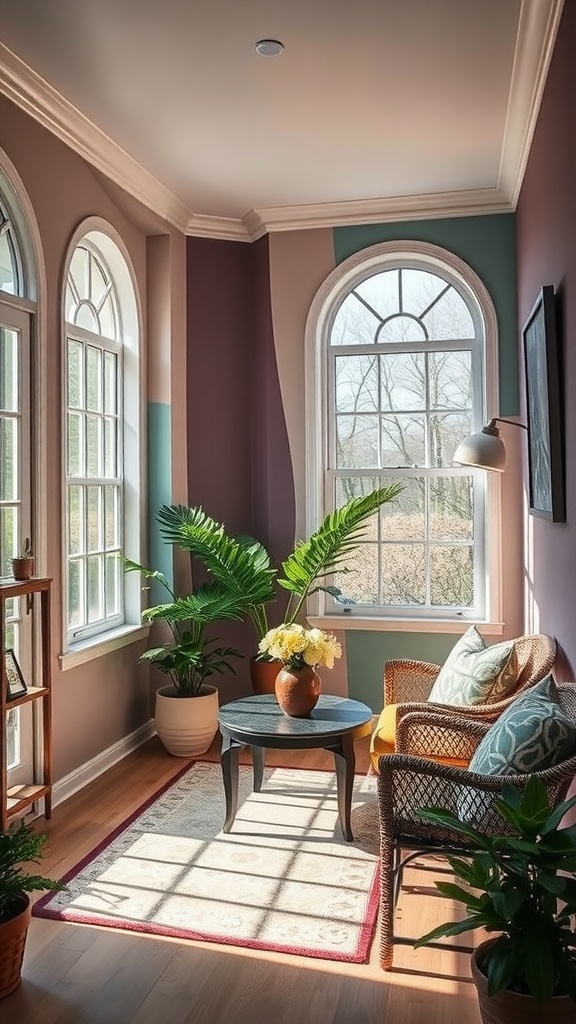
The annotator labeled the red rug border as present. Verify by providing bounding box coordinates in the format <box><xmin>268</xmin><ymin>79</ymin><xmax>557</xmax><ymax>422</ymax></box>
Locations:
<box><xmin>32</xmin><ymin>760</ymin><xmax>380</xmax><ymax>963</ymax></box>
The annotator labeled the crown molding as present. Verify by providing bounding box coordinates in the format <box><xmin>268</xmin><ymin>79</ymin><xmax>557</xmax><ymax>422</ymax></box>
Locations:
<box><xmin>0</xmin><ymin>41</ymin><xmax>193</xmax><ymax>233</ymax></box>
<box><xmin>245</xmin><ymin>187</ymin><xmax>513</xmax><ymax>240</ymax></box>
<box><xmin>499</xmin><ymin>0</ymin><xmax>564</xmax><ymax>205</ymax></box>
<box><xmin>185</xmin><ymin>213</ymin><xmax>251</xmax><ymax>241</ymax></box>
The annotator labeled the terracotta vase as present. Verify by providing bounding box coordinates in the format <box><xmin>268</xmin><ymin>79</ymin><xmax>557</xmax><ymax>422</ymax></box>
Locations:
<box><xmin>249</xmin><ymin>656</ymin><xmax>283</xmax><ymax>695</ymax></box>
<box><xmin>11</xmin><ymin>557</ymin><xmax>34</xmax><ymax>581</ymax></box>
<box><xmin>471</xmin><ymin>939</ymin><xmax>575</xmax><ymax>1023</ymax></box>
<box><xmin>275</xmin><ymin>665</ymin><xmax>321</xmax><ymax>718</ymax></box>
<box><xmin>0</xmin><ymin>894</ymin><xmax>31</xmax><ymax>998</ymax></box>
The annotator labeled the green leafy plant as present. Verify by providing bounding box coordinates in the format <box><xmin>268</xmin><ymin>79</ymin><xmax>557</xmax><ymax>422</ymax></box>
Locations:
<box><xmin>122</xmin><ymin>578</ymin><xmax>255</xmax><ymax>699</ymax></box>
<box><xmin>18</xmin><ymin>538</ymin><xmax>33</xmax><ymax>559</ymax></box>
<box><xmin>414</xmin><ymin>776</ymin><xmax>576</xmax><ymax>1003</ymax></box>
<box><xmin>0</xmin><ymin>820</ymin><xmax>62</xmax><ymax>922</ymax></box>
<box><xmin>128</xmin><ymin>487</ymin><xmax>402</xmax><ymax>693</ymax></box>
<box><xmin>155</xmin><ymin>486</ymin><xmax>403</xmax><ymax>654</ymax></box>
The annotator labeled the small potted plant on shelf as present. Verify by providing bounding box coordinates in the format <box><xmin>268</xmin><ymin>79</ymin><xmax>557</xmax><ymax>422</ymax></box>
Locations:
<box><xmin>414</xmin><ymin>776</ymin><xmax>576</xmax><ymax>1022</ymax></box>
<box><xmin>0</xmin><ymin>820</ymin><xmax>62</xmax><ymax>998</ymax></box>
<box><xmin>11</xmin><ymin>538</ymin><xmax>34</xmax><ymax>581</ymax></box>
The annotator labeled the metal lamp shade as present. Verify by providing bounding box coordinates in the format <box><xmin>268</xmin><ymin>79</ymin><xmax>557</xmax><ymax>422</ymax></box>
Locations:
<box><xmin>453</xmin><ymin>424</ymin><xmax>507</xmax><ymax>471</ymax></box>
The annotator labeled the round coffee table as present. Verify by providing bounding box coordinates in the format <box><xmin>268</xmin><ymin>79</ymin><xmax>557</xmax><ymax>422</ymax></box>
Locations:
<box><xmin>217</xmin><ymin>693</ymin><xmax>373</xmax><ymax>842</ymax></box>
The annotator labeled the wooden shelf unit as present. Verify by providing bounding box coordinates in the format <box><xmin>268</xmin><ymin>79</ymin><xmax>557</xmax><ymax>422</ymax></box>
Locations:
<box><xmin>0</xmin><ymin>576</ymin><xmax>52</xmax><ymax>831</ymax></box>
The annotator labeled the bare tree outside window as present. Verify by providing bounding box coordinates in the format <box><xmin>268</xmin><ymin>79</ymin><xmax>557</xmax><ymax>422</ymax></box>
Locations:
<box><xmin>328</xmin><ymin>265</ymin><xmax>481</xmax><ymax>616</ymax></box>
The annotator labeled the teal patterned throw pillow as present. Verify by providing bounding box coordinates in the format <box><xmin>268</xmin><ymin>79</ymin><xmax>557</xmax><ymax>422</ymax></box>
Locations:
<box><xmin>427</xmin><ymin>626</ymin><xmax>518</xmax><ymax>707</ymax></box>
<box><xmin>458</xmin><ymin>676</ymin><xmax>576</xmax><ymax>824</ymax></box>
<box><xmin>468</xmin><ymin>675</ymin><xmax>576</xmax><ymax>775</ymax></box>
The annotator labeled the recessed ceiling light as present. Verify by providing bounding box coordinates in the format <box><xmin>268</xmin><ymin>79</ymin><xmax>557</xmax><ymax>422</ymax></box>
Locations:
<box><xmin>255</xmin><ymin>39</ymin><xmax>284</xmax><ymax>57</ymax></box>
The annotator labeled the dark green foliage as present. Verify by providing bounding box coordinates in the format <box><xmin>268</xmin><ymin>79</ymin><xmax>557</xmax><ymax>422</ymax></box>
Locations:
<box><xmin>156</xmin><ymin>490</ymin><xmax>405</xmax><ymax>635</ymax></box>
<box><xmin>414</xmin><ymin>776</ymin><xmax>576</xmax><ymax>1003</ymax></box>
<box><xmin>278</xmin><ymin>486</ymin><xmax>403</xmax><ymax>625</ymax></box>
<box><xmin>125</xmin><ymin>505</ymin><xmax>283</xmax><ymax>695</ymax></box>
<box><xmin>126</xmin><ymin>487</ymin><xmax>403</xmax><ymax>693</ymax></box>
<box><xmin>0</xmin><ymin>821</ymin><xmax>62</xmax><ymax>922</ymax></box>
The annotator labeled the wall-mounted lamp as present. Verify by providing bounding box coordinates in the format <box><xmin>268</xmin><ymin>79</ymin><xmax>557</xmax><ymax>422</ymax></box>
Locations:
<box><xmin>453</xmin><ymin>417</ymin><xmax>527</xmax><ymax>472</ymax></box>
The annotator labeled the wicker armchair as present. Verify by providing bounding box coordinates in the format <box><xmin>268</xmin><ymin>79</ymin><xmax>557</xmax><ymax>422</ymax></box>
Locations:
<box><xmin>376</xmin><ymin>682</ymin><xmax>576</xmax><ymax>971</ymax></box>
<box><xmin>370</xmin><ymin>632</ymin><xmax>557</xmax><ymax>770</ymax></box>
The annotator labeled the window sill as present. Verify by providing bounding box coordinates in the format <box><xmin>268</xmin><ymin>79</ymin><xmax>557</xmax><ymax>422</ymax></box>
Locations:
<box><xmin>59</xmin><ymin>623</ymin><xmax>150</xmax><ymax>671</ymax></box>
<box><xmin>307</xmin><ymin>616</ymin><xmax>504</xmax><ymax>636</ymax></box>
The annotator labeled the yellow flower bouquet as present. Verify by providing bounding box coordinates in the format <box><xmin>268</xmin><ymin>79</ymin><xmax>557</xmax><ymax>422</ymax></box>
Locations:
<box><xmin>258</xmin><ymin>623</ymin><xmax>341</xmax><ymax>672</ymax></box>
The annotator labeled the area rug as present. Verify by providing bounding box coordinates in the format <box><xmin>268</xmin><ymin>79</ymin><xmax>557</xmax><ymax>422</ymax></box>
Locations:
<box><xmin>33</xmin><ymin>762</ymin><xmax>380</xmax><ymax>962</ymax></box>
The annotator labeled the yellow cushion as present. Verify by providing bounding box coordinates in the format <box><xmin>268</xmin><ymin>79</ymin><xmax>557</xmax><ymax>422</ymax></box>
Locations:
<box><xmin>370</xmin><ymin>704</ymin><xmax>398</xmax><ymax>769</ymax></box>
<box><xmin>370</xmin><ymin>703</ymin><xmax>468</xmax><ymax>773</ymax></box>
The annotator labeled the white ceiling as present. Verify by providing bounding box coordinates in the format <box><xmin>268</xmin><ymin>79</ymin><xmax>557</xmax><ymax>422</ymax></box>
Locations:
<box><xmin>0</xmin><ymin>0</ymin><xmax>564</xmax><ymax>239</ymax></box>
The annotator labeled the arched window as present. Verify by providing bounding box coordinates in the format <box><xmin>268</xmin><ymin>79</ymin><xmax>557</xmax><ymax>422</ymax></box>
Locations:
<box><xmin>0</xmin><ymin>192</ymin><xmax>23</xmax><ymax>295</ymax></box>
<box><xmin>63</xmin><ymin>224</ymin><xmax>141</xmax><ymax>649</ymax></box>
<box><xmin>306</xmin><ymin>241</ymin><xmax>500</xmax><ymax>625</ymax></box>
<box><xmin>0</xmin><ymin>155</ymin><xmax>40</xmax><ymax>785</ymax></box>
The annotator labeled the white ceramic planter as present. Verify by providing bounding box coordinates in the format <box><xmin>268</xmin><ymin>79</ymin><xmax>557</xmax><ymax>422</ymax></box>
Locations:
<box><xmin>154</xmin><ymin>683</ymin><xmax>219</xmax><ymax>757</ymax></box>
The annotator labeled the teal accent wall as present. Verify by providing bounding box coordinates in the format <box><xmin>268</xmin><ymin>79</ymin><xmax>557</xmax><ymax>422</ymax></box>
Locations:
<box><xmin>333</xmin><ymin>214</ymin><xmax>518</xmax><ymax>415</ymax></box>
<box><xmin>333</xmin><ymin>215</ymin><xmax>517</xmax><ymax>706</ymax></box>
<box><xmin>347</xmin><ymin>630</ymin><xmax>458</xmax><ymax>711</ymax></box>
<box><xmin>147</xmin><ymin>401</ymin><xmax>173</xmax><ymax>594</ymax></box>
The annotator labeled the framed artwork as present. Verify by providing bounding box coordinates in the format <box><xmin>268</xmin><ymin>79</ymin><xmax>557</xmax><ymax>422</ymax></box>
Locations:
<box><xmin>522</xmin><ymin>285</ymin><xmax>565</xmax><ymax>521</ymax></box>
<box><xmin>5</xmin><ymin>648</ymin><xmax>27</xmax><ymax>700</ymax></box>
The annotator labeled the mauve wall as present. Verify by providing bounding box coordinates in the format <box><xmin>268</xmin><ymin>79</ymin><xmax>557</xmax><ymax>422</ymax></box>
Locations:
<box><xmin>0</xmin><ymin>94</ymin><xmax>186</xmax><ymax>781</ymax></box>
<box><xmin>186</xmin><ymin>237</ymin><xmax>252</xmax><ymax>529</ymax></box>
<box><xmin>185</xmin><ymin>235</ymin><xmax>295</xmax><ymax>697</ymax></box>
<box><xmin>249</xmin><ymin>235</ymin><xmax>296</xmax><ymax>565</ymax></box>
<box><xmin>516</xmin><ymin>2</ymin><xmax>576</xmax><ymax>679</ymax></box>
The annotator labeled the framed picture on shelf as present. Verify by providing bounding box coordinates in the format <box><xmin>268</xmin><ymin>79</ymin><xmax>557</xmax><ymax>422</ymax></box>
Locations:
<box><xmin>522</xmin><ymin>284</ymin><xmax>565</xmax><ymax>521</ymax></box>
<box><xmin>5</xmin><ymin>648</ymin><xmax>27</xmax><ymax>700</ymax></box>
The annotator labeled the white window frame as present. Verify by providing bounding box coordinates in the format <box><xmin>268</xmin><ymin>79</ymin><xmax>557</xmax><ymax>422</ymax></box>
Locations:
<box><xmin>305</xmin><ymin>241</ymin><xmax>502</xmax><ymax>633</ymax></box>
<box><xmin>0</xmin><ymin>149</ymin><xmax>44</xmax><ymax>783</ymax></box>
<box><xmin>61</xmin><ymin>219</ymin><xmax>146</xmax><ymax>665</ymax></box>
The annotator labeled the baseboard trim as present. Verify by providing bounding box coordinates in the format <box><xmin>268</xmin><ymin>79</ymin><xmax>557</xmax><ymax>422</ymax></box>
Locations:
<box><xmin>52</xmin><ymin>720</ymin><xmax>157</xmax><ymax>808</ymax></box>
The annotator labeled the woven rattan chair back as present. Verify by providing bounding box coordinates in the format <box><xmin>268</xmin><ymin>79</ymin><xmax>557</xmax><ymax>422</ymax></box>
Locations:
<box><xmin>383</xmin><ymin>632</ymin><xmax>557</xmax><ymax>718</ymax></box>
<box><xmin>512</xmin><ymin>633</ymin><xmax>557</xmax><ymax>691</ymax></box>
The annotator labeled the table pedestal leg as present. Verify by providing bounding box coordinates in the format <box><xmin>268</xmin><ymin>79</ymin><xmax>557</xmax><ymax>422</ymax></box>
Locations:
<box><xmin>220</xmin><ymin>735</ymin><xmax>241</xmax><ymax>833</ymax></box>
<box><xmin>331</xmin><ymin>733</ymin><xmax>356</xmax><ymax>842</ymax></box>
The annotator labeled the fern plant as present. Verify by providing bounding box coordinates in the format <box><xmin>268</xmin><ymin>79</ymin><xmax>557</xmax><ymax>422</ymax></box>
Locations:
<box><xmin>125</xmin><ymin>537</ymin><xmax>274</xmax><ymax>696</ymax></box>
<box><xmin>153</xmin><ymin>504</ymin><xmax>277</xmax><ymax>644</ymax></box>
<box><xmin>153</xmin><ymin>486</ymin><xmax>402</xmax><ymax>650</ymax></box>
<box><xmin>127</xmin><ymin>488</ymin><xmax>402</xmax><ymax>692</ymax></box>
<box><xmin>0</xmin><ymin>821</ymin><xmax>62</xmax><ymax>922</ymax></box>
<box><xmin>277</xmin><ymin>487</ymin><xmax>403</xmax><ymax>628</ymax></box>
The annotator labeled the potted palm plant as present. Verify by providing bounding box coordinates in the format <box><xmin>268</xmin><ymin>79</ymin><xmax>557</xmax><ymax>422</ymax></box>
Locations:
<box><xmin>414</xmin><ymin>776</ymin><xmax>576</xmax><ymax>1022</ymax></box>
<box><xmin>125</xmin><ymin>505</ymin><xmax>278</xmax><ymax>755</ymax></box>
<box><xmin>0</xmin><ymin>820</ymin><xmax>62</xmax><ymax>998</ymax></box>
<box><xmin>155</xmin><ymin>486</ymin><xmax>403</xmax><ymax>695</ymax></box>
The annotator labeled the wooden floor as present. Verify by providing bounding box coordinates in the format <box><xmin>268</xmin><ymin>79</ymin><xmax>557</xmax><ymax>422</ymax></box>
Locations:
<box><xmin>5</xmin><ymin>735</ymin><xmax>481</xmax><ymax>1024</ymax></box>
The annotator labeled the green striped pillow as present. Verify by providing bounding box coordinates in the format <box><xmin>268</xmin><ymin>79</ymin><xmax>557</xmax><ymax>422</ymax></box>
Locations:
<box><xmin>428</xmin><ymin>626</ymin><xmax>518</xmax><ymax>707</ymax></box>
